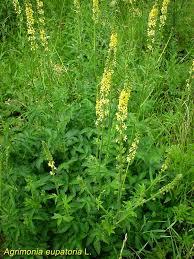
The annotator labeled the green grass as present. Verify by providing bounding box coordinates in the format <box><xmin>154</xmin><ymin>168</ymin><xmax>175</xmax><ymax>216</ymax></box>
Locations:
<box><xmin>0</xmin><ymin>0</ymin><xmax>194</xmax><ymax>258</ymax></box>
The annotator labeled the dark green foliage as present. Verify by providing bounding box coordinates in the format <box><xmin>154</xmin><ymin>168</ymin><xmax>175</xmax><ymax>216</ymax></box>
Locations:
<box><xmin>0</xmin><ymin>0</ymin><xmax>17</xmax><ymax>40</ymax></box>
<box><xmin>0</xmin><ymin>0</ymin><xmax>193</xmax><ymax>258</ymax></box>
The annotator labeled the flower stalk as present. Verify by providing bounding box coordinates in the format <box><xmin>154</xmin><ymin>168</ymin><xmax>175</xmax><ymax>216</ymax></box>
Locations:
<box><xmin>12</xmin><ymin>0</ymin><xmax>22</xmax><ymax>17</ymax></box>
<box><xmin>147</xmin><ymin>2</ymin><xmax>159</xmax><ymax>51</ymax></box>
<box><xmin>96</xmin><ymin>32</ymin><xmax>118</xmax><ymax>127</ymax></box>
<box><xmin>25</xmin><ymin>0</ymin><xmax>38</xmax><ymax>50</ymax></box>
<box><xmin>36</xmin><ymin>0</ymin><xmax>49</xmax><ymax>51</ymax></box>
<box><xmin>92</xmin><ymin>0</ymin><xmax>100</xmax><ymax>23</ymax></box>
<box><xmin>159</xmin><ymin>0</ymin><xmax>171</xmax><ymax>29</ymax></box>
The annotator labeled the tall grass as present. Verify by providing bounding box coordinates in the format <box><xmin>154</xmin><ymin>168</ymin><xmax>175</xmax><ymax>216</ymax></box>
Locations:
<box><xmin>0</xmin><ymin>0</ymin><xmax>193</xmax><ymax>258</ymax></box>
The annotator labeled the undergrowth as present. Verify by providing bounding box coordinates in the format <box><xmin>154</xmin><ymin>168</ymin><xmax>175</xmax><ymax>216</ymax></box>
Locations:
<box><xmin>0</xmin><ymin>0</ymin><xmax>193</xmax><ymax>258</ymax></box>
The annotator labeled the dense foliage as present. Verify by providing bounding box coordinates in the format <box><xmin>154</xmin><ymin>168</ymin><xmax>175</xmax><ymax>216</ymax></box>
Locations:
<box><xmin>0</xmin><ymin>0</ymin><xmax>194</xmax><ymax>258</ymax></box>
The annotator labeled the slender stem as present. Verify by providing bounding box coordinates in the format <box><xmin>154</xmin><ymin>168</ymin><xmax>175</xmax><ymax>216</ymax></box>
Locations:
<box><xmin>93</xmin><ymin>22</ymin><xmax>97</xmax><ymax>78</ymax></box>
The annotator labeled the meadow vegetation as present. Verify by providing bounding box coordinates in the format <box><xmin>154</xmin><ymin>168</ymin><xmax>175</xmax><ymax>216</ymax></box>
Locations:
<box><xmin>0</xmin><ymin>0</ymin><xmax>194</xmax><ymax>258</ymax></box>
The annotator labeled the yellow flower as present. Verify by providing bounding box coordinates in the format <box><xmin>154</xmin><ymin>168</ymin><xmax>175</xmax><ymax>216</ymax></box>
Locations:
<box><xmin>115</xmin><ymin>88</ymin><xmax>131</xmax><ymax>141</ymax></box>
<box><xmin>25</xmin><ymin>0</ymin><xmax>37</xmax><ymax>51</ymax></box>
<box><xmin>100</xmin><ymin>68</ymin><xmax>113</xmax><ymax>94</ymax></box>
<box><xmin>116</xmin><ymin>89</ymin><xmax>130</xmax><ymax>123</ymax></box>
<box><xmin>117</xmin><ymin>89</ymin><xmax>130</xmax><ymax>120</ymax></box>
<box><xmin>107</xmin><ymin>32</ymin><xmax>118</xmax><ymax>67</ymax></box>
<box><xmin>53</xmin><ymin>63</ymin><xmax>65</xmax><ymax>75</ymax></box>
<box><xmin>147</xmin><ymin>2</ymin><xmax>158</xmax><ymax>51</ymax></box>
<box><xmin>48</xmin><ymin>160</ymin><xmax>56</xmax><ymax>169</ymax></box>
<box><xmin>109</xmin><ymin>32</ymin><xmax>118</xmax><ymax>50</ymax></box>
<box><xmin>39</xmin><ymin>28</ymin><xmax>48</xmax><ymax>51</ymax></box>
<box><xmin>160</xmin><ymin>157</ymin><xmax>169</xmax><ymax>173</ymax></box>
<box><xmin>96</xmin><ymin>32</ymin><xmax>118</xmax><ymax>127</ymax></box>
<box><xmin>126</xmin><ymin>135</ymin><xmax>140</xmax><ymax>164</ymax></box>
<box><xmin>12</xmin><ymin>0</ymin><xmax>22</xmax><ymax>16</ymax></box>
<box><xmin>92</xmin><ymin>0</ymin><xmax>100</xmax><ymax>22</ymax></box>
<box><xmin>160</xmin><ymin>0</ymin><xmax>170</xmax><ymax>28</ymax></box>
<box><xmin>48</xmin><ymin>160</ymin><xmax>57</xmax><ymax>175</ymax></box>
<box><xmin>132</xmin><ymin>8</ymin><xmax>142</xmax><ymax>17</ymax></box>
<box><xmin>96</xmin><ymin>68</ymin><xmax>113</xmax><ymax>125</ymax></box>
<box><xmin>74</xmin><ymin>0</ymin><xmax>80</xmax><ymax>12</ymax></box>
<box><xmin>36</xmin><ymin>0</ymin><xmax>49</xmax><ymax>51</ymax></box>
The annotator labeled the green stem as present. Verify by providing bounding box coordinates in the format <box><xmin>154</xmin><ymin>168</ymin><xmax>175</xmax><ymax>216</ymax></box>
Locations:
<box><xmin>93</xmin><ymin>22</ymin><xmax>97</xmax><ymax>78</ymax></box>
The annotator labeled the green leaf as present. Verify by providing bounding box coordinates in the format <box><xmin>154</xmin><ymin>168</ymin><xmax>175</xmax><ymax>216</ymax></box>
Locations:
<box><xmin>62</xmin><ymin>215</ymin><xmax>74</xmax><ymax>223</ymax></box>
<box><xmin>94</xmin><ymin>239</ymin><xmax>101</xmax><ymax>255</ymax></box>
<box><xmin>52</xmin><ymin>213</ymin><xmax>63</xmax><ymax>226</ymax></box>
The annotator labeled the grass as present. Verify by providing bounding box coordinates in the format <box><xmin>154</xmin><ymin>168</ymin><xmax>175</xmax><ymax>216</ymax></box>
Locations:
<box><xmin>0</xmin><ymin>0</ymin><xmax>194</xmax><ymax>258</ymax></box>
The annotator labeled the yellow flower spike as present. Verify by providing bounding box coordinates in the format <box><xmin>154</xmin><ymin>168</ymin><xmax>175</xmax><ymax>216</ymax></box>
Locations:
<box><xmin>115</xmin><ymin>88</ymin><xmax>131</xmax><ymax>141</ymax></box>
<box><xmin>25</xmin><ymin>0</ymin><xmax>38</xmax><ymax>51</ymax></box>
<box><xmin>147</xmin><ymin>2</ymin><xmax>159</xmax><ymax>51</ymax></box>
<box><xmin>92</xmin><ymin>0</ymin><xmax>100</xmax><ymax>22</ymax></box>
<box><xmin>48</xmin><ymin>160</ymin><xmax>57</xmax><ymax>176</ymax></box>
<box><xmin>12</xmin><ymin>0</ymin><xmax>22</xmax><ymax>16</ymax></box>
<box><xmin>109</xmin><ymin>32</ymin><xmax>118</xmax><ymax>51</ymax></box>
<box><xmin>116</xmin><ymin>88</ymin><xmax>131</xmax><ymax>124</ymax></box>
<box><xmin>39</xmin><ymin>28</ymin><xmax>48</xmax><ymax>51</ymax></box>
<box><xmin>36</xmin><ymin>0</ymin><xmax>49</xmax><ymax>51</ymax></box>
<box><xmin>95</xmin><ymin>32</ymin><xmax>118</xmax><ymax>127</ymax></box>
<box><xmin>107</xmin><ymin>32</ymin><xmax>118</xmax><ymax>67</ymax></box>
<box><xmin>48</xmin><ymin>160</ymin><xmax>55</xmax><ymax>169</ymax></box>
<box><xmin>100</xmin><ymin>68</ymin><xmax>113</xmax><ymax>94</ymax></box>
<box><xmin>74</xmin><ymin>0</ymin><xmax>81</xmax><ymax>12</ymax></box>
<box><xmin>96</xmin><ymin>68</ymin><xmax>113</xmax><ymax>126</ymax></box>
<box><xmin>159</xmin><ymin>0</ymin><xmax>170</xmax><ymax>28</ymax></box>
<box><xmin>42</xmin><ymin>141</ymin><xmax>57</xmax><ymax>175</ymax></box>
<box><xmin>126</xmin><ymin>135</ymin><xmax>140</xmax><ymax>164</ymax></box>
<box><xmin>160</xmin><ymin>156</ymin><xmax>170</xmax><ymax>173</ymax></box>
<box><xmin>53</xmin><ymin>63</ymin><xmax>65</xmax><ymax>75</ymax></box>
